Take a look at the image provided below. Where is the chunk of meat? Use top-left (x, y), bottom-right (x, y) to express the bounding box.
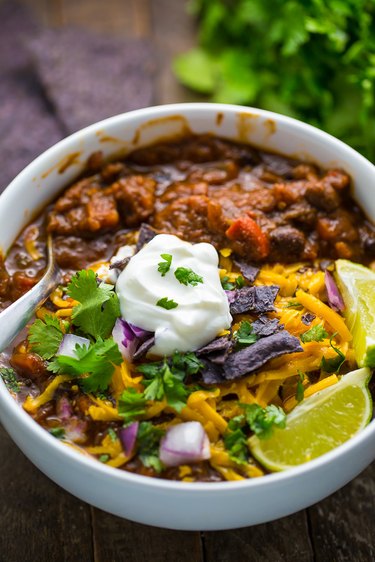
top-left (10, 351), bottom-right (47, 380)
top-left (269, 226), bottom-right (306, 260)
top-left (305, 182), bottom-right (340, 212)
top-left (112, 175), bottom-right (156, 227)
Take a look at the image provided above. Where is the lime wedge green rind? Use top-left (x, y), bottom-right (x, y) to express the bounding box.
top-left (249, 368), bottom-right (372, 472)
top-left (335, 259), bottom-right (375, 368)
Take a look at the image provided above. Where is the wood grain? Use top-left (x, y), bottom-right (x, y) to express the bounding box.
top-left (204, 512), bottom-right (314, 562)
top-left (92, 509), bottom-right (203, 562)
top-left (0, 425), bottom-right (93, 562)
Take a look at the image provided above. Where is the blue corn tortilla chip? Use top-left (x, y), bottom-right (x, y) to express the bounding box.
top-left (136, 224), bottom-right (158, 252)
top-left (200, 359), bottom-right (227, 385)
top-left (133, 336), bottom-right (156, 361)
top-left (251, 315), bottom-right (283, 337)
top-left (229, 285), bottom-right (279, 315)
top-left (197, 336), bottom-right (233, 365)
top-left (301, 312), bottom-right (316, 326)
top-left (222, 330), bottom-right (303, 380)
top-left (233, 258), bottom-right (259, 283)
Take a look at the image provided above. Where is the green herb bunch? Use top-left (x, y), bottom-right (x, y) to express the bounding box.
top-left (174, 0), bottom-right (375, 160)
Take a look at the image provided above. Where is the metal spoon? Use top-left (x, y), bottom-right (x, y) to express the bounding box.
top-left (0, 236), bottom-right (60, 352)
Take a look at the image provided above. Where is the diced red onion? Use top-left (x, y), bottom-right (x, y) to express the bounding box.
top-left (112, 318), bottom-right (153, 361)
top-left (159, 421), bottom-right (211, 467)
top-left (57, 334), bottom-right (90, 358)
top-left (56, 396), bottom-right (73, 421)
top-left (325, 270), bottom-right (345, 312)
top-left (64, 418), bottom-right (88, 444)
top-left (120, 422), bottom-right (139, 456)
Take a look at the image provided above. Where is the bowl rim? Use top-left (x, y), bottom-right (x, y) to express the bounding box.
top-left (1, 101), bottom-right (374, 493)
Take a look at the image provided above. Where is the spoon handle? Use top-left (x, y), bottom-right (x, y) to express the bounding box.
top-left (0, 238), bottom-right (60, 352)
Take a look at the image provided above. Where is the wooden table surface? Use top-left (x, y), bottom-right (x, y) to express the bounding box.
top-left (1, 2), bottom-right (375, 560)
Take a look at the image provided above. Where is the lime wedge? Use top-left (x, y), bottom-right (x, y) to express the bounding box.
top-left (249, 368), bottom-right (372, 472)
top-left (335, 259), bottom-right (375, 367)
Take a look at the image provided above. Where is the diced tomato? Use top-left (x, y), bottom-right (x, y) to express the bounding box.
top-left (225, 216), bottom-right (269, 259)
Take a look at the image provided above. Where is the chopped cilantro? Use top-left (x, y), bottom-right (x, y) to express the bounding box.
top-left (158, 253), bottom-right (172, 276)
top-left (174, 267), bottom-right (203, 286)
top-left (48, 337), bottom-right (122, 392)
top-left (321, 333), bottom-right (345, 373)
top-left (0, 367), bottom-right (20, 393)
top-left (99, 454), bottom-right (110, 463)
top-left (137, 421), bottom-right (164, 473)
top-left (108, 428), bottom-right (117, 442)
top-left (234, 321), bottom-right (258, 348)
top-left (137, 354), bottom-right (199, 412)
top-left (285, 300), bottom-right (303, 310)
top-left (28, 314), bottom-right (64, 360)
top-left (118, 388), bottom-right (147, 422)
top-left (67, 269), bottom-right (120, 339)
top-left (241, 403), bottom-right (286, 440)
top-left (156, 297), bottom-right (178, 310)
top-left (49, 427), bottom-right (65, 439)
top-left (221, 275), bottom-right (245, 290)
top-left (296, 370), bottom-right (305, 402)
top-left (224, 415), bottom-right (248, 464)
top-left (221, 276), bottom-right (235, 290)
top-left (171, 351), bottom-right (203, 378)
top-left (300, 323), bottom-right (329, 343)
top-left (235, 275), bottom-right (245, 288)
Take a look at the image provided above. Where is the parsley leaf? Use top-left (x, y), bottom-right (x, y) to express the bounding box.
top-left (28, 314), bottom-right (64, 360)
top-left (296, 370), bottom-right (305, 402)
top-left (242, 403), bottom-right (286, 440)
top-left (174, 267), bottom-right (203, 286)
top-left (137, 421), bottom-right (164, 473)
top-left (67, 269), bottom-right (120, 339)
top-left (0, 367), bottom-right (20, 393)
top-left (48, 337), bottom-right (122, 392)
top-left (158, 253), bottom-right (172, 276)
top-left (234, 320), bottom-right (258, 348)
top-left (156, 297), bottom-right (178, 310)
top-left (300, 323), bottom-right (329, 343)
top-left (118, 388), bottom-right (147, 422)
top-left (321, 333), bottom-right (346, 373)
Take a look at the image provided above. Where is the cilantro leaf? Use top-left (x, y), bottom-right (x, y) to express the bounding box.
top-left (137, 421), bottom-right (164, 473)
top-left (221, 276), bottom-right (235, 290)
top-left (28, 314), bottom-right (64, 359)
top-left (0, 367), bottom-right (20, 393)
top-left (137, 357), bottom-right (192, 412)
top-left (158, 253), bottom-right (172, 276)
top-left (171, 351), bottom-right (203, 378)
top-left (156, 297), bottom-right (178, 310)
top-left (118, 388), bottom-right (147, 422)
top-left (49, 427), bottom-right (65, 439)
top-left (285, 300), bottom-right (303, 310)
top-left (300, 323), bottom-right (329, 343)
top-left (234, 321), bottom-right (258, 348)
top-left (224, 427), bottom-right (248, 465)
top-left (321, 333), bottom-right (346, 373)
top-left (242, 403), bottom-right (286, 440)
top-left (48, 337), bottom-right (122, 392)
top-left (67, 269), bottom-right (120, 339)
top-left (174, 267), bottom-right (203, 286)
top-left (296, 370), bottom-right (305, 402)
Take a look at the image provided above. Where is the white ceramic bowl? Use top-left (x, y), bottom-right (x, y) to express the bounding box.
top-left (0, 103), bottom-right (374, 531)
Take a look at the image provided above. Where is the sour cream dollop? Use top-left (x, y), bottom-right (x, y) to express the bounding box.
top-left (116, 234), bottom-right (232, 356)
